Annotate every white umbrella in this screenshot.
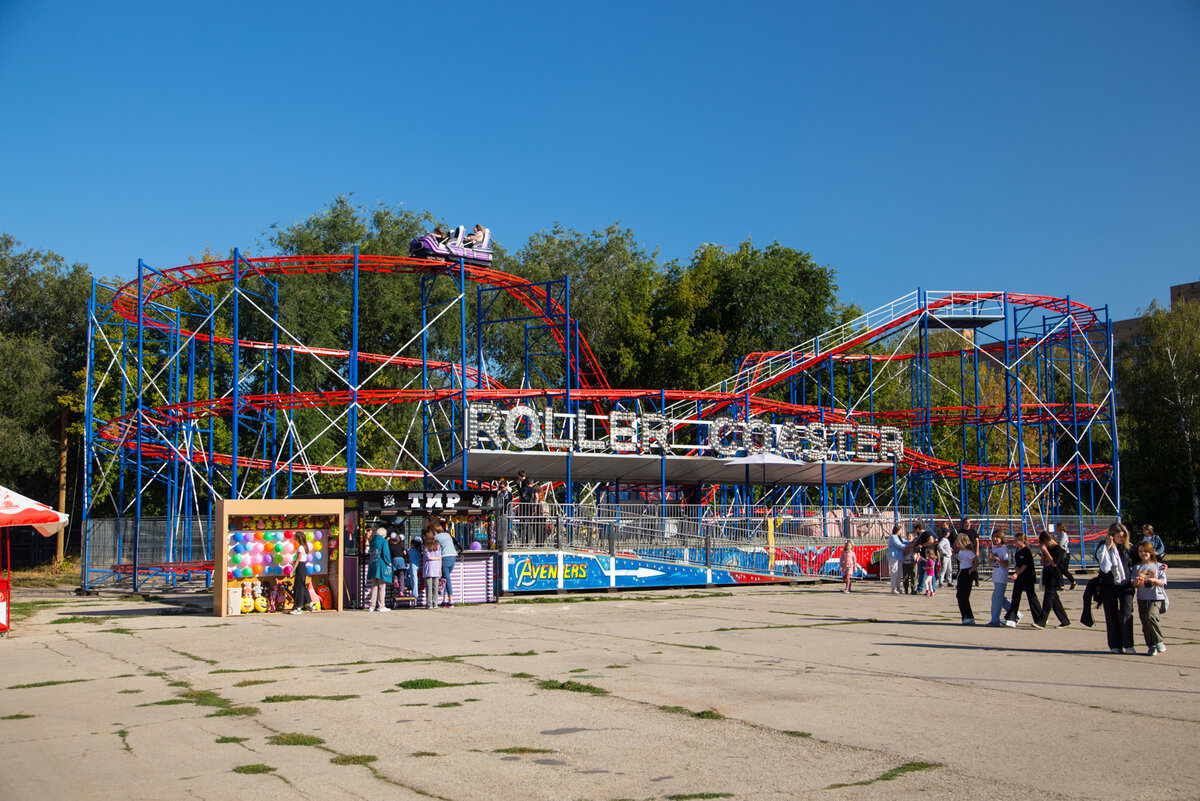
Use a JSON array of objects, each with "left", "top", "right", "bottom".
[{"left": 0, "top": 485, "right": 69, "bottom": 536}]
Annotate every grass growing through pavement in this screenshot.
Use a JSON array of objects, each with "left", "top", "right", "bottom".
[
  {"left": 1, "top": 713, "right": 34, "bottom": 720},
  {"left": 232, "top": 764, "right": 276, "bottom": 775},
  {"left": 394, "top": 678, "right": 488, "bottom": 690},
  {"left": 7, "top": 678, "right": 91, "bottom": 690},
  {"left": 783, "top": 730, "right": 812, "bottom": 738},
  {"left": 536, "top": 679, "right": 608, "bottom": 695},
  {"left": 410, "top": 751, "right": 438, "bottom": 757},
  {"left": 331, "top": 754, "right": 378, "bottom": 766},
  {"left": 208, "top": 706, "right": 260, "bottom": 717},
  {"left": 493, "top": 747, "right": 555, "bottom": 754},
  {"left": 50, "top": 615, "right": 119, "bottom": 625},
  {"left": 267, "top": 733, "right": 325, "bottom": 746},
  {"left": 826, "top": 761, "right": 941, "bottom": 789},
  {"left": 115, "top": 729, "right": 132, "bottom": 752},
  {"left": 511, "top": 672, "right": 534, "bottom": 679},
  {"left": 659, "top": 705, "right": 724, "bottom": 719},
  {"left": 433, "top": 702, "right": 461, "bottom": 708},
  {"left": 261, "top": 694, "right": 358, "bottom": 703},
  {"left": 665, "top": 794, "right": 734, "bottom": 800},
  {"left": 233, "top": 679, "right": 276, "bottom": 688},
  {"left": 216, "top": 736, "right": 248, "bottom": 744},
  {"left": 118, "top": 689, "right": 142, "bottom": 694}
]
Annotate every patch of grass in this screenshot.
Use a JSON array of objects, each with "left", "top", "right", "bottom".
[
  {"left": 207, "top": 706, "right": 260, "bottom": 717},
  {"left": 267, "top": 733, "right": 325, "bottom": 746},
  {"left": 410, "top": 751, "right": 438, "bottom": 757},
  {"left": 827, "top": 761, "right": 941, "bottom": 789},
  {"left": 233, "top": 679, "right": 276, "bottom": 688},
  {"left": 144, "top": 671, "right": 167, "bottom": 677},
  {"left": 216, "top": 736, "right": 248, "bottom": 744},
  {"left": 51, "top": 615, "right": 119, "bottom": 625},
  {"left": 103, "top": 627, "right": 136, "bottom": 635},
  {"left": 112, "top": 673, "right": 137, "bottom": 679},
  {"left": 504, "top": 650, "right": 538, "bottom": 656},
  {"left": 8, "top": 599, "right": 64, "bottom": 620},
  {"left": 232, "top": 763, "right": 276, "bottom": 775},
  {"left": 167, "top": 680, "right": 191, "bottom": 687},
  {"left": 665, "top": 794, "right": 733, "bottom": 800},
  {"left": 331, "top": 754, "right": 378, "bottom": 766},
  {"left": 139, "top": 698, "right": 190, "bottom": 707},
  {"left": 493, "top": 747, "right": 555, "bottom": 754},
  {"left": 168, "top": 649, "right": 217, "bottom": 665},
  {"left": 7, "top": 678, "right": 91, "bottom": 690},
  {"left": 179, "top": 689, "right": 230, "bottom": 708},
  {"left": 606, "top": 664, "right": 628, "bottom": 669},
  {"left": 1, "top": 713, "right": 34, "bottom": 720},
  {"left": 464, "top": 698, "right": 481, "bottom": 702},
  {"left": 783, "top": 730, "right": 812, "bottom": 738},
  {"left": 393, "top": 678, "right": 486, "bottom": 690},
  {"left": 433, "top": 701, "right": 462, "bottom": 708},
  {"left": 261, "top": 694, "right": 358, "bottom": 703},
  {"left": 115, "top": 728, "right": 132, "bottom": 752},
  {"left": 659, "top": 705, "right": 723, "bottom": 720},
  {"left": 536, "top": 679, "right": 608, "bottom": 695},
  {"left": 118, "top": 689, "right": 142, "bottom": 694},
  {"left": 511, "top": 672, "right": 534, "bottom": 679},
  {"left": 568, "top": 668, "right": 589, "bottom": 673}
]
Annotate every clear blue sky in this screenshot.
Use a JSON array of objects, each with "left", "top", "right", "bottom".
[{"left": 2, "top": 1, "right": 1198, "bottom": 322}]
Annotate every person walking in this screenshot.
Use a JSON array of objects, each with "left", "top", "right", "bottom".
[
  {"left": 1005, "top": 531, "right": 1043, "bottom": 627},
  {"left": 1097, "top": 522, "right": 1136, "bottom": 653},
  {"left": 987, "top": 529, "right": 1018, "bottom": 626},
  {"left": 1132, "top": 539, "right": 1168, "bottom": 656},
  {"left": 955, "top": 534, "right": 976, "bottom": 624},
  {"left": 902, "top": 528, "right": 917, "bottom": 595},
  {"left": 365, "top": 525, "right": 393, "bottom": 612},
  {"left": 435, "top": 520, "right": 458, "bottom": 608},
  {"left": 887, "top": 525, "right": 910, "bottom": 595},
  {"left": 1034, "top": 531, "right": 1075, "bottom": 629}
]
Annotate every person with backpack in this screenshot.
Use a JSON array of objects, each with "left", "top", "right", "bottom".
[{"left": 1034, "top": 530, "right": 1075, "bottom": 629}]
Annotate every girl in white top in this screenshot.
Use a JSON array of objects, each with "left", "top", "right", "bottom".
[{"left": 1132, "top": 540, "right": 1167, "bottom": 655}]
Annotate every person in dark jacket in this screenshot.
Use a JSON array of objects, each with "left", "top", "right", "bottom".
[
  {"left": 1005, "top": 531, "right": 1043, "bottom": 627},
  {"left": 1034, "top": 531, "right": 1075, "bottom": 628}
]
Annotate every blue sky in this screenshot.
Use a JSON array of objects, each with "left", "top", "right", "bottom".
[{"left": 2, "top": 1, "right": 1197, "bottom": 323}]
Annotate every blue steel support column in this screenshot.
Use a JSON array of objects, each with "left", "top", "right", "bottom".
[
  {"left": 348, "top": 246, "right": 359, "bottom": 492},
  {"left": 1107, "top": 314, "right": 1121, "bottom": 516},
  {"left": 82, "top": 280, "right": 96, "bottom": 588},
  {"left": 134, "top": 260, "right": 145, "bottom": 592},
  {"left": 460, "top": 256, "right": 468, "bottom": 489},
  {"left": 564, "top": 278, "right": 573, "bottom": 506},
  {"left": 231, "top": 249, "right": 241, "bottom": 500},
  {"left": 1013, "top": 297, "right": 1029, "bottom": 531},
  {"left": 420, "top": 276, "right": 430, "bottom": 489}
]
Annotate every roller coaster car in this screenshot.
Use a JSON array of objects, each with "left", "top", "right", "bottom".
[{"left": 409, "top": 227, "right": 493, "bottom": 267}]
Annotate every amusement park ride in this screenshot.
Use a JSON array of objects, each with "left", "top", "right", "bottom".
[{"left": 80, "top": 232, "right": 1119, "bottom": 591}]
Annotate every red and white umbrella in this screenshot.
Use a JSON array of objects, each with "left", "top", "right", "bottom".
[{"left": 0, "top": 485, "right": 69, "bottom": 536}]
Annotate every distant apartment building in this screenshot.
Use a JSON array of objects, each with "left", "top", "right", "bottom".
[{"left": 1111, "top": 279, "right": 1200, "bottom": 346}]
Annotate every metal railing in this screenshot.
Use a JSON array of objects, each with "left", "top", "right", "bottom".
[{"left": 83, "top": 516, "right": 214, "bottom": 590}]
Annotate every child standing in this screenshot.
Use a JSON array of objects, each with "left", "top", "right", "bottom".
[
  {"left": 920, "top": 546, "right": 937, "bottom": 595},
  {"left": 1132, "top": 541, "right": 1168, "bottom": 655},
  {"left": 407, "top": 536, "right": 422, "bottom": 605},
  {"left": 987, "top": 529, "right": 1016, "bottom": 626},
  {"left": 421, "top": 529, "right": 442, "bottom": 610},
  {"left": 840, "top": 539, "right": 857, "bottom": 593}
]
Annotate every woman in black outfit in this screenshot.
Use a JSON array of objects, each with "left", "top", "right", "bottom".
[
  {"left": 289, "top": 531, "right": 310, "bottom": 615},
  {"left": 1097, "top": 522, "right": 1136, "bottom": 653},
  {"left": 1005, "top": 531, "right": 1043, "bottom": 627}
]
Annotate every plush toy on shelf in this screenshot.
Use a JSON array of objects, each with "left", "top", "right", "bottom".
[
  {"left": 252, "top": 580, "right": 269, "bottom": 613},
  {"left": 240, "top": 581, "right": 254, "bottom": 614}
]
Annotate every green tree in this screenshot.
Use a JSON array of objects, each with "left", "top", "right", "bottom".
[
  {"left": 0, "top": 235, "right": 92, "bottom": 504},
  {"left": 1118, "top": 300, "right": 1200, "bottom": 545}
]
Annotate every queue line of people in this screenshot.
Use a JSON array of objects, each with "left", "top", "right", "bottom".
[{"left": 881, "top": 521, "right": 1169, "bottom": 655}]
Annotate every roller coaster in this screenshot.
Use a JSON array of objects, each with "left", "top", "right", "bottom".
[{"left": 82, "top": 248, "right": 1118, "bottom": 588}]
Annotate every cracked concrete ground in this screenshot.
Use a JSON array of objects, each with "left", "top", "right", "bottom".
[{"left": 1, "top": 571, "right": 1197, "bottom": 801}]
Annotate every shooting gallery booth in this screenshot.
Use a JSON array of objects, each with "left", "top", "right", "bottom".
[{"left": 304, "top": 489, "right": 500, "bottom": 609}]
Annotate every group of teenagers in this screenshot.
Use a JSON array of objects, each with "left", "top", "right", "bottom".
[
  {"left": 364, "top": 517, "right": 459, "bottom": 611},
  {"left": 877, "top": 520, "right": 1169, "bottom": 655}
]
